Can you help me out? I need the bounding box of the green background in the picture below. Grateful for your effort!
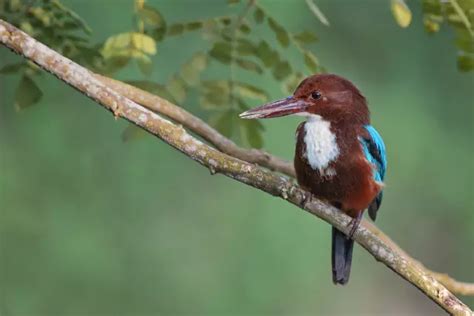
[1,0,473,315]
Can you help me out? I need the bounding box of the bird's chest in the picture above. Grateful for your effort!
[296,117,341,177]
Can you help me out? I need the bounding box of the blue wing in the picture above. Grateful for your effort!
[359,125,387,221]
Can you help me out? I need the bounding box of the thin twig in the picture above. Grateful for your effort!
[449,0,474,38]
[0,19,472,315]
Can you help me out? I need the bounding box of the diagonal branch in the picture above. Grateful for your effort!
[0,19,472,315]
[95,75,295,177]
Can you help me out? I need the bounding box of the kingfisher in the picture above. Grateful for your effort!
[239,74,387,285]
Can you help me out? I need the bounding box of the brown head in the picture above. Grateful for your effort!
[240,74,370,125]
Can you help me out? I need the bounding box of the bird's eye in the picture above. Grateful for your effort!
[311,91,322,100]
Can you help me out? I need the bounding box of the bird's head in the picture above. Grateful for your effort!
[240,74,369,125]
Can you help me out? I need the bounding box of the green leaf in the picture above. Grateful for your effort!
[9,0,22,12]
[455,29,474,54]
[256,40,277,67]
[239,23,251,34]
[283,72,305,94]
[137,4,164,27]
[20,22,34,35]
[424,16,441,33]
[148,26,167,42]
[219,17,233,26]
[254,7,264,24]
[167,76,186,103]
[29,7,52,26]
[131,33,157,55]
[235,58,263,74]
[14,75,43,111]
[202,80,231,93]
[50,0,93,34]
[236,98,249,111]
[305,0,330,26]
[457,54,474,72]
[0,62,25,74]
[422,0,442,16]
[121,124,147,142]
[200,92,230,109]
[209,41,232,64]
[102,32,156,60]
[272,60,291,80]
[227,0,240,5]
[304,51,319,73]
[167,23,184,36]
[236,38,256,56]
[243,119,264,148]
[180,52,208,86]
[136,55,153,76]
[210,110,234,138]
[186,21,203,31]
[268,18,289,47]
[102,32,132,58]
[200,81,231,109]
[103,55,131,74]
[391,0,412,28]
[235,82,268,101]
[294,30,318,45]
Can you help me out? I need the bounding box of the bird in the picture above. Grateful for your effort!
[239,74,387,285]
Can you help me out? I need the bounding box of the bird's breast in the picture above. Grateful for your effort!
[301,115,340,175]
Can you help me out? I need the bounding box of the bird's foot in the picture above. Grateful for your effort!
[347,212,363,240]
[301,192,313,209]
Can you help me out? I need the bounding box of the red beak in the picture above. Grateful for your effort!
[239,97,309,119]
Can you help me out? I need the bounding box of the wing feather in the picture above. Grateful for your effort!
[360,125,387,221]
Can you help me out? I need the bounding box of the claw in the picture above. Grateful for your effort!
[347,212,363,239]
[301,192,312,209]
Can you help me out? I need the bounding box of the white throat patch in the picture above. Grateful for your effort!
[303,115,340,174]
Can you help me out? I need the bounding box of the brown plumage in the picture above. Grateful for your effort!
[294,121,381,218]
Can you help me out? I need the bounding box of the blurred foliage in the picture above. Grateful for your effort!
[0,0,322,148]
[0,0,102,108]
[0,0,473,147]
[420,0,474,71]
[390,0,474,72]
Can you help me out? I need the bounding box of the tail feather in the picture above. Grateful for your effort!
[331,227,354,285]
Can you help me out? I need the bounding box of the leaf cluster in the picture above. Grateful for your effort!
[0,0,101,110]
[421,0,474,72]
[100,0,323,147]
[0,0,324,147]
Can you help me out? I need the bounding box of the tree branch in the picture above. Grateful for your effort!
[0,19,472,315]
[95,75,295,177]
